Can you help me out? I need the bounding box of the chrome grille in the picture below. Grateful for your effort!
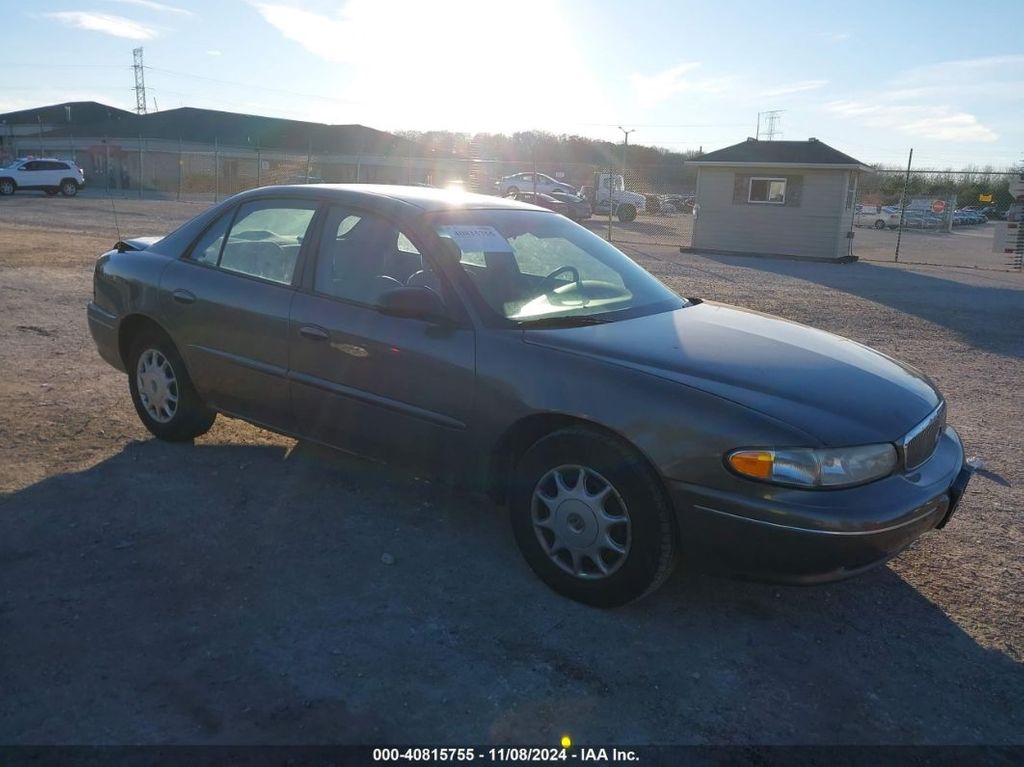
[901,402,946,470]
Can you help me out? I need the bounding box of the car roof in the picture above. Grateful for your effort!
[241,183,547,214]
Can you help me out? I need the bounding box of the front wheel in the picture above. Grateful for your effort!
[873,219,885,229]
[510,428,677,607]
[0,178,15,195]
[60,180,79,197]
[128,331,216,441]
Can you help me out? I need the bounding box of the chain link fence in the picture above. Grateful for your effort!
[853,169,1021,272]
[16,134,1017,270]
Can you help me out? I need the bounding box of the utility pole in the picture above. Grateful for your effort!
[618,126,635,180]
[37,115,43,156]
[132,47,148,115]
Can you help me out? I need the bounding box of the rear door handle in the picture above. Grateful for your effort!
[171,289,195,305]
[299,324,329,341]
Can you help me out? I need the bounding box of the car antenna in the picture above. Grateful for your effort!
[108,183,123,251]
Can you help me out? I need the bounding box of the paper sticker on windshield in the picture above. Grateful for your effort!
[438,225,512,253]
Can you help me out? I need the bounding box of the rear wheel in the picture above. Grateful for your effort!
[128,331,215,441]
[0,178,15,195]
[510,427,677,607]
[60,179,79,197]
[617,204,637,223]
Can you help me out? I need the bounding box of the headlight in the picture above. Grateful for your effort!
[727,444,897,488]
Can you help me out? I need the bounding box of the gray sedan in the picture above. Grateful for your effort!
[87,185,971,606]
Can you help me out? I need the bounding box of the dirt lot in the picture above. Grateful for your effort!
[1,194,1022,745]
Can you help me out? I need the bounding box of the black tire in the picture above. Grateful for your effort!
[45,188,59,196]
[128,330,215,442]
[617,204,637,223]
[506,186,519,197]
[0,178,15,196]
[510,427,677,607]
[873,219,885,229]
[60,179,79,197]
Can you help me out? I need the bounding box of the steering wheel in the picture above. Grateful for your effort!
[540,265,582,294]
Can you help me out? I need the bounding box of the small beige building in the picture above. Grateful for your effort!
[689,138,872,261]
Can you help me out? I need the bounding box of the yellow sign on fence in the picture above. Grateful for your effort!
[979,194,993,202]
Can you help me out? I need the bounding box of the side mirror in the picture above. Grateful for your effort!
[378,286,448,322]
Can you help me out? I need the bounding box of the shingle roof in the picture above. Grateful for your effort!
[690,139,868,167]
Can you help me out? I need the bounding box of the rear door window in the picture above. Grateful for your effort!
[190,201,316,284]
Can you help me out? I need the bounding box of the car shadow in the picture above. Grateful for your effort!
[1,438,1022,746]
[690,254,1024,360]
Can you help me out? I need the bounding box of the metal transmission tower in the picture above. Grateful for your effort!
[132,47,148,115]
[755,110,784,140]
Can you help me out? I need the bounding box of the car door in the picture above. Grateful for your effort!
[41,160,64,186]
[160,198,319,431]
[289,205,476,476]
[17,161,44,189]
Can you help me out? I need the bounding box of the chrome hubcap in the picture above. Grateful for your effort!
[136,348,178,423]
[531,465,631,580]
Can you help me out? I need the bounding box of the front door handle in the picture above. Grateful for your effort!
[299,324,329,341]
[171,289,195,305]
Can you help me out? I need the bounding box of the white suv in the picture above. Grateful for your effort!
[0,158,85,197]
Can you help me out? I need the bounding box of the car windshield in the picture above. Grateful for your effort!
[428,209,684,325]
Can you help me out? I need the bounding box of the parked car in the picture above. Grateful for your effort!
[495,172,575,197]
[87,184,971,606]
[855,205,900,229]
[546,190,592,221]
[660,194,694,214]
[509,191,571,218]
[0,157,84,196]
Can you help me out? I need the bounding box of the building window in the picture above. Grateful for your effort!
[748,177,786,204]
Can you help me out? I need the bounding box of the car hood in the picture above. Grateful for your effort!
[523,302,940,446]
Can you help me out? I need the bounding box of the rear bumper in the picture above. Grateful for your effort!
[668,426,969,583]
[87,302,125,372]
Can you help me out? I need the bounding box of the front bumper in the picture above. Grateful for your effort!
[669,426,969,583]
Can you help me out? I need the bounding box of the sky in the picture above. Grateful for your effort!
[2,0,1022,168]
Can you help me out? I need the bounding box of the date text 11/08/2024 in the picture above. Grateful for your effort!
[371,746,640,762]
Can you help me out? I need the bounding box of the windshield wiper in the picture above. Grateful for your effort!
[516,315,610,328]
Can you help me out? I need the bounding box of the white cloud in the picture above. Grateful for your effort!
[629,63,735,107]
[252,0,609,132]
[45,11,158,39]
[761,79,828,97]
[825,100,998,142]
[818,54,1020,144]
[106,0,192,15]
[206,49,222,56]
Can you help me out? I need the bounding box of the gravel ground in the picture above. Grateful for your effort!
[1,195,1022,746]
